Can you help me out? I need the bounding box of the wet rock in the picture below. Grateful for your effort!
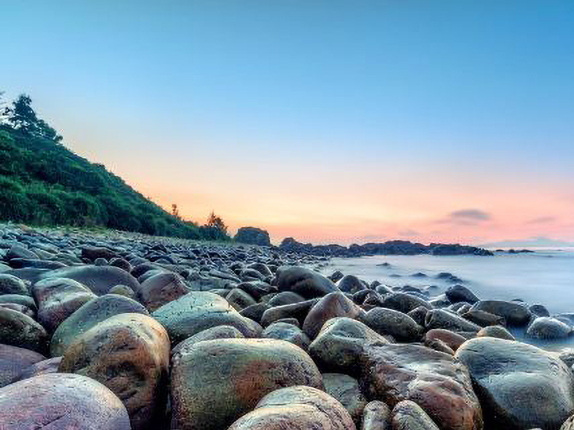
[309,317,388,374]
[172,325,245,358]
[267,291,305,306]
[364,307,423,342]
[263,322,310,349]
[425,308,481,332]
[362,400,391,430]
[476,325,515,340]
[40,265,140,295]
[276,266,339,298]
[261,298,319,327]
[462,309,506,327]
[0,308,48,353]
[109,284,136,298]
[0,344,45,388]
[323,373,367,424]
[81,246,117,261]
[445,285,479,304]
[152,292,260,344]
[239,302,270,322]
[529,304,550,317]
[32,277,96,332]
[380,293,432,314]
[226,288,257,310]
[455,337,574,429]
[60,313,170,430]
[337,275,367,294]
[171,338,323,430]
[303,292,365,339]
[0,274,29,296]
[16,356,62,381]
[6,245,38,260]
[527,317,572,340]
[390,400,440,430]
[0,373,131,430]
[229,386,356,429]
[362,343,483,430]
[471,300,531,326]
[0,294,36,312]
[407,306,429,326]
[424,328,467,351]
[50,293,149,356]
[138,272,189,312]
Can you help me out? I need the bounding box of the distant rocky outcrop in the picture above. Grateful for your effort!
[235,227,271,246]
[279,238,493,257]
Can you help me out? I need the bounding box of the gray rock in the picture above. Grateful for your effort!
[527,317,572,340]
[364,307,423,342]
[322,373,367,424]
[471,300,531,326]
[390,400,440,430]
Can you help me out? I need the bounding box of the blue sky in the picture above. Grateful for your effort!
[1,1,573,244]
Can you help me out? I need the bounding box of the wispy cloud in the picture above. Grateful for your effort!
[450,209,491,221]
[527,216,556,224]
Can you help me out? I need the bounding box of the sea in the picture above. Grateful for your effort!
[319,249,574,352]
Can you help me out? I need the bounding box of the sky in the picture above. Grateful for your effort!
[1,0,573,245]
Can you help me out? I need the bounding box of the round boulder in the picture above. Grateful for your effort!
[0,308,48,353]
[276,266,339,298]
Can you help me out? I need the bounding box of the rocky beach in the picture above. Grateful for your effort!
[0,224,572,430]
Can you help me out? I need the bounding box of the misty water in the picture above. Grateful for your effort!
[320,249,574,351]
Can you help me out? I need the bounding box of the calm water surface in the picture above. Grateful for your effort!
[320,249,574,351]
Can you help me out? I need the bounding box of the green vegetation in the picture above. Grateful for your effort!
[0,93,229,240]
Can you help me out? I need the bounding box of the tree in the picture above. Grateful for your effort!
[171,203,180,219]
[206,211,228,234]
[5,94,62,142]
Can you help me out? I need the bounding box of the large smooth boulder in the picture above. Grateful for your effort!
[0,344,45,388]
[138,272,189,312]
[323,373,367,424]
[471,300,531,326]
[152,292,260,344]
[337,275,367,294]
[0,274,29,296]
[60,313,170,430]
[445,285,479,304]
[172,325,245,358]
[50,293,149,356]
[380,293,432,314]
[276,266,339,298]
[234,227,271,246]
[455,337,574,429]
[425,308,481,332]
[171,338,323,430]
[261,299,319,327]
[0,308,48,352]
[309,317,388,374]
[40,265,140,295]
[361,343,483,430]
[16,356,62,381]
[227,385,356,430]
[0,373,131,429]
[527,317,572,340]
[303,292,365,339]
[364,307,423,342]
[33,277,96,332]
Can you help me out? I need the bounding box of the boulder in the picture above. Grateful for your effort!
[261,299,319,327]
[234,227,271,246]
[32,277,96,332]
[380,293,432,314]
[267,291,305,306]
[276,266,339,298]
[362,400,391,430]
[471,300,531,326]
[361,343,483,430]
[425,309,481,332]
[263,322,310,350]
[309,317,388,374]
[455,337,574,429]
[337,275,367,294]
[0,274,29,296]
[172,325,245,358]
[50,293,149,356]
[227,385,356,430]
[152,292,260,344]
[16,356,62,381]
[0,344,45,388]
[59,313,170,430]
[138,272,189,312]
[391,400,440,430]
[40,265,140,295]
[0,373,131,429]
[322,373,367,424]
[445,285,479,304]
[476,325,515,340]
[226,288,257,310]
[462,309,506,327]
[170,338,323,430]
[364,307,423,342]
[527,317,572,340]
[303,292,365,339]
[0,308,48,352]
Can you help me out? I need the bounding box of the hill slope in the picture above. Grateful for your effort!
[0,98,225,240]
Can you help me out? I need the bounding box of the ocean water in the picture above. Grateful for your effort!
[319,249,574,351]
